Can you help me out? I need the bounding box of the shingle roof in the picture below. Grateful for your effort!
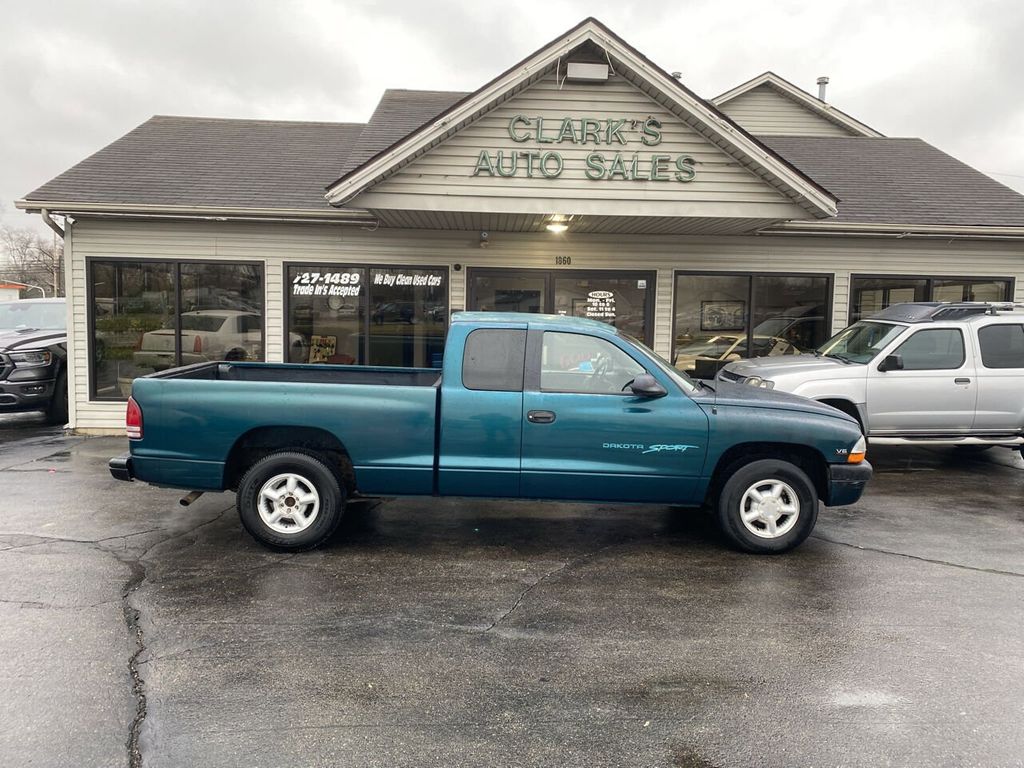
[21,94,1024,229]
[333,89,468,179]
[760,136,1024,226]
[23,115,366,211]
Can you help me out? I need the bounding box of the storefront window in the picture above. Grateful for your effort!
[850,276,1012,322]
[672,272,830,377]
[90,260,264,400]
[468,269,654,344]
[286,264,447,369]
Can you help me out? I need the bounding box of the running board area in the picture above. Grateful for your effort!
[869,435,1024,446]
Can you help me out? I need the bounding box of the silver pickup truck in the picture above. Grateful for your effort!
[719,302,1024,448]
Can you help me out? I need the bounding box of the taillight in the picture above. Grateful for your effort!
[126,396,143,440]
[193,335,203,354]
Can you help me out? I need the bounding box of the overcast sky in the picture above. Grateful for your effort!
[3,0,1024,235]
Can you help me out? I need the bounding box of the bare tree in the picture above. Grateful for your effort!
[0,224,64,297]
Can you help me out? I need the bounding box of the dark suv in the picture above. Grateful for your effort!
[0,298,68,424]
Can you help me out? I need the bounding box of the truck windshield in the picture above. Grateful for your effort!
[0,301,65,332]
[817,321,906,364]
[620,333,699,393]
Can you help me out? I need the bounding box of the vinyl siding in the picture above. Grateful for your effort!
[719,84,858,137]
[67,218,1024,432]
[353,71,810,221]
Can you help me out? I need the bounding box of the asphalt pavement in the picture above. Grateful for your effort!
[0,414,1022,767]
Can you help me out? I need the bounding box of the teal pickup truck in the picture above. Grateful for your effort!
[109,312,871,554]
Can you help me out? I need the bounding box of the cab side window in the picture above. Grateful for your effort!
[978,324,1024,369]
[462,329,527,391]
[892,329,965,370]
[540,332,645,394]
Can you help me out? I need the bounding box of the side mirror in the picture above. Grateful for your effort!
[878,353,904,372]
[630,373,667,398]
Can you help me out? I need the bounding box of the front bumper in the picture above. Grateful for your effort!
[826,460,872,506]
[0,377,58,412]
[109,453,135,482]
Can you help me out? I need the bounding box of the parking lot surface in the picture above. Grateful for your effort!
[1,414,1022,767]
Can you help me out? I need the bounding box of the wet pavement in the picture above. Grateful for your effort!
[0,419,1022,767]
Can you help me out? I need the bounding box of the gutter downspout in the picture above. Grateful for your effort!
[40,209,66,238]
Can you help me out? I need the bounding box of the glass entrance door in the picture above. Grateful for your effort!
[468,268,655,344]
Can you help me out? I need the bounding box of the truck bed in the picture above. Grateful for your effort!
[130,361,442,494]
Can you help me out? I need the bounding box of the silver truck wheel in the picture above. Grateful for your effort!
[717,459,817,554]
[257,473,321,534]
[237,451,344,551]
[739,479,800,539]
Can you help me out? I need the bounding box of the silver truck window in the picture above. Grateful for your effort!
[978,324,1024,369]
[892,329,966,370]
[817,321,906,364]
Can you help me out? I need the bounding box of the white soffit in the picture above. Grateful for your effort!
[325,19,839,220]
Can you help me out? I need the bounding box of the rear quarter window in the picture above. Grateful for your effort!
[462,329,526,391]
[978,324,1024,369]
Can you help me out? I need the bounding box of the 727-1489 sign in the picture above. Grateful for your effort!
[472,115,696,183]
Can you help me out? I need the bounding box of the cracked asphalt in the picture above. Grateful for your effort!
[1,412,1022,767]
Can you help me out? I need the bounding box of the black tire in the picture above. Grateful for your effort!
[45,370,69,426]
[236,451,345,551]
[716,459,818,554]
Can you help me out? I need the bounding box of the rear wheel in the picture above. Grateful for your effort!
[236,451,345,551]
[716,459,818,554]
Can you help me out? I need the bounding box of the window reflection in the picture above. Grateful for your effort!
[850,276,1012,322]
[673,273,830,377]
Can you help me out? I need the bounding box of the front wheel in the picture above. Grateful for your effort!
[236,451,345,551]
[716,459,818,554]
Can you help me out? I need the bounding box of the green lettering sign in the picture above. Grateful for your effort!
[472,150,496,176]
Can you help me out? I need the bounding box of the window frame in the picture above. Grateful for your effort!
[849,273,1015,324]
[671,269,834,367]
[890,327,967,371]
[466,267,657,346]
[536,330,648,396]
[461,328,527,392]
[977,323,1024,370]
[86,257,265,402]
[283,261,450,369]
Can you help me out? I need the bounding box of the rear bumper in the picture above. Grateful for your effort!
[109,453,134,482]
[825,460,872,506]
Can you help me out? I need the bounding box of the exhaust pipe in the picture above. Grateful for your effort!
[179,491,204,507]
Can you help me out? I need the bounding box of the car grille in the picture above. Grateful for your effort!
[717,368,743,384]
[0,353,12,382]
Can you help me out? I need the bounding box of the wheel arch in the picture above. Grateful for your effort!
[223,426,355,494]
[817,398,865,432]
[706,442,828,505]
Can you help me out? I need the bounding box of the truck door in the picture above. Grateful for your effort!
[438,327,527,497]
[866,327,977,433]
[520,330,708,503]
[972,322,1024,431]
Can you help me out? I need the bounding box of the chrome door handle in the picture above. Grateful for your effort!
[954,378,971,384]
[527,410,556,424]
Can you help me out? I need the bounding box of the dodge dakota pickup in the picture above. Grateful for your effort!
[109,312,871,554]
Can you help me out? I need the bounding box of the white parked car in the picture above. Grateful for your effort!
[134,310,265,370]
[718,302,1024,448]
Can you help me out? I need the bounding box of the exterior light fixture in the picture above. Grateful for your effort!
[546,214,569,233]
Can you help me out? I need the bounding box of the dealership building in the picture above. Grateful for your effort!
[18,18,1024,433]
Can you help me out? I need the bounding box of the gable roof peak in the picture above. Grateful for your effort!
[324,17,839,220]
[713,71,884,138]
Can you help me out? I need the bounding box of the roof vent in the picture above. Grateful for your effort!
[670,71,682,80]
[566,62,609,83]
[816,76,829,101]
